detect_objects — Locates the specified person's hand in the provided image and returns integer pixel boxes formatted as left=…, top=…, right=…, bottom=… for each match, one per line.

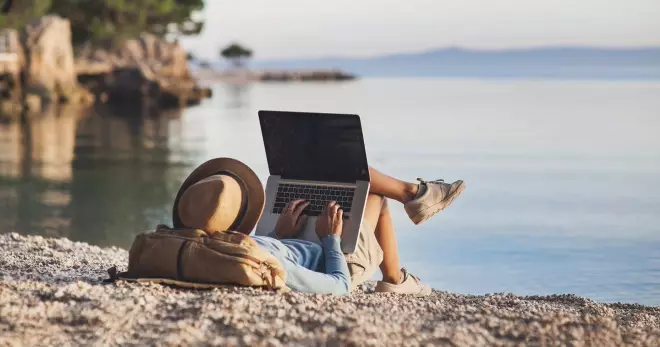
left=315, top=201, right=344, bottom=240
left=273, top=200, right=309, bottom=239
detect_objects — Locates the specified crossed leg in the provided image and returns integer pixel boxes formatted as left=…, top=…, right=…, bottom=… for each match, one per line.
left=360, top=167, right=461, bottom=287
left=360, top=168, right=424, bottom=284
left=367, top=166, right=466, bottom=226
left=368, top=167, right=419, bottom=204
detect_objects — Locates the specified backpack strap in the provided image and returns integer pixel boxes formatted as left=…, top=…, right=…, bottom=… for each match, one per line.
left=176, top=240, right=191, bottom=281
left=260, top=263, right=279, bottom=290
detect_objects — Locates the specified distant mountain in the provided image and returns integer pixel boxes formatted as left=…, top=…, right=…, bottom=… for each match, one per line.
left=247, top=47, right=660, bottom=79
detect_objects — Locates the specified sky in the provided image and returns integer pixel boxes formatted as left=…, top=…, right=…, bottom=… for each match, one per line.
left=180, top=0, right=660, bottom=60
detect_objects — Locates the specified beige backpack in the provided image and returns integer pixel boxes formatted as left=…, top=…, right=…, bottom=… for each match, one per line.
left=112, top=225, right=288, bottom=291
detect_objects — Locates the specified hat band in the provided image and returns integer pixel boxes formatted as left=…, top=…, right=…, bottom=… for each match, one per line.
left=214, top=170, right=248, bottom=231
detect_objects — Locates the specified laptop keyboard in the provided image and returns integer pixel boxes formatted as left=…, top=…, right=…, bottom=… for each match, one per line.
left=272, top=183, right=355, bottom=218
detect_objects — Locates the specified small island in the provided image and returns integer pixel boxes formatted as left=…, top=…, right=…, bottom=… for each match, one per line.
left=193, top=42, right=357, bottom=83
left=193, top=67, right=357, bottom=83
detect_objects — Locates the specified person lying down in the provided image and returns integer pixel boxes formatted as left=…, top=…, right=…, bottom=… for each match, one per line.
left=171, top=158, right=466, bottom=295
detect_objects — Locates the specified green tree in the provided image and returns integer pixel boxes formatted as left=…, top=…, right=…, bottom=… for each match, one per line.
left=1, top=0, right=205, bottom=47
left=0, top=0, right=51, bottom=30
left=220, top=43, right=252, bottom=68
left=49, top=0, right=205, bottom=47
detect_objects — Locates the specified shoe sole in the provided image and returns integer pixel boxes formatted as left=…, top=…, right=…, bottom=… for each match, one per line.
left=374, top=282, right=432, bottom=296
left=410, top=181, right=466, bottom=225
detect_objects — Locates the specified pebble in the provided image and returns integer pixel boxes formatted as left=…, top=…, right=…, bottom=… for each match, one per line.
left=1, top=233, right=658, bottom=346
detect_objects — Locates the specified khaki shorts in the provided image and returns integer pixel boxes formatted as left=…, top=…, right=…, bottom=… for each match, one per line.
left=344, top=221, right=383, bottom=290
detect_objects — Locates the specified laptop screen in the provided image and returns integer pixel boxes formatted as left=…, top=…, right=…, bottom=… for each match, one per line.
left=259, top=110, right=370, bottom=183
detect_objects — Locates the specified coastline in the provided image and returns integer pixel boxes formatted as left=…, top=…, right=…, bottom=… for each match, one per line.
left=191, top=67, right=356, bottom=83
left=1, top=233, right=658, bottom=346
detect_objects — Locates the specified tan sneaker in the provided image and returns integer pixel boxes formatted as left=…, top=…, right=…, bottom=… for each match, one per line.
left=375, top=268, right=432, bottom=296
left=404, top=178, right=466, bottom=225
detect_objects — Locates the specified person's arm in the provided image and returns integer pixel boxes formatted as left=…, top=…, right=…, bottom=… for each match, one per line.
left=284, top=235, right=350, bottom=295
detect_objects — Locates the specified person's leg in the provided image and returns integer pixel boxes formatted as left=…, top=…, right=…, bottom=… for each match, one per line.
left=346, top=194, right=431, bottom=295
left=358, top=194, right=431, bottom=294
left=372, top=198, right=404, bottom=283
left=361, top=194, right=402, bottom=284
left=368, top=167, right=418, bottom=203
left=368, top=166, right=467, bottom=225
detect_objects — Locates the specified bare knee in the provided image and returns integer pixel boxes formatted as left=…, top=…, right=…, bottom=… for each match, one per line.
left=367, top=193, right=385, bottom=209
left=368, top=194, right=389, bottom=214
left=379, top=196, right=389, bottom=215
left=363, top=194, right=385, bottom=226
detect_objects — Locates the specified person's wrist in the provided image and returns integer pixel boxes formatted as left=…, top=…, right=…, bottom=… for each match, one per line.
left=321, top=234, right=341, bottom=242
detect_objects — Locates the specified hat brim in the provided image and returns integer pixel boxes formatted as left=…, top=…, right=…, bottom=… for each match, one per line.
left=172, top=158, right=265, bottom=235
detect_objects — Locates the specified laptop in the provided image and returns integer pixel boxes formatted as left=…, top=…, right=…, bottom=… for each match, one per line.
left=255, top=110, right=370, bottom=253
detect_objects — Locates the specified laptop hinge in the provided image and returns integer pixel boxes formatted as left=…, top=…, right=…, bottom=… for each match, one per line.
left=279, top=177, right=357, bottom=185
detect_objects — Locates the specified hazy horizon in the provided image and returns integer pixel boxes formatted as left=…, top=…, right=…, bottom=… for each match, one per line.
left=181, top=0, right=660, bottom=60
left=199, top=46, right=660, bottom=79
left=248, top=45, right=660, bottom=62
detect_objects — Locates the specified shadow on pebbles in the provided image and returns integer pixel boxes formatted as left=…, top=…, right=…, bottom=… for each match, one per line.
left=1, top=233, right=659, bottom=347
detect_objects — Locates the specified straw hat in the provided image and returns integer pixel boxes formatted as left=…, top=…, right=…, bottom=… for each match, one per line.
left=172, top=158, right=265, bottom=235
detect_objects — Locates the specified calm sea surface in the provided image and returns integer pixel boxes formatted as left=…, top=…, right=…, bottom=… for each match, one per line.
left=1, top=78, right=659, bottom=305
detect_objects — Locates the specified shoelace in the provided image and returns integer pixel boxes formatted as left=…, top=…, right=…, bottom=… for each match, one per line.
left=417, top=178, right=444, bottom=185
left=401, top=267, right=422, bottom=284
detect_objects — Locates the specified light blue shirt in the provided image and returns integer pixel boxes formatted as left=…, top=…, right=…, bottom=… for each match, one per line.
left=251, top=234, right=351, bottom=295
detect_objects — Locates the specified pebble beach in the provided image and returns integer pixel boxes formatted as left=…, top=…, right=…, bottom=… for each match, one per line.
left=1, top=233, right=659, bottom=347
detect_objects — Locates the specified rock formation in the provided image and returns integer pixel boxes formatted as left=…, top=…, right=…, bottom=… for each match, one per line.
left=21, top=16, right=91, bottom=104
left=1, top=16, right=92, bottom=120
left=0, top=29, right=25, bottom=116
left=75, top=33, right=211, bottom=108
left=0, top=16, right=210, bottom=121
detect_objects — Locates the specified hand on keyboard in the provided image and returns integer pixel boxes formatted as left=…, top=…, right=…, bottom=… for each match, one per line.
left=272, top=183, right=354, bottom=219
left=273, top=200, right=310, bottom=239
left=316, top=201, right=344, bottom=239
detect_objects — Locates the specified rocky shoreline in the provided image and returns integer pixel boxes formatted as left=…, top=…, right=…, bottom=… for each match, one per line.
left=0, top=15, right=358, bottom=122
left=1, top=233, right=658, bottom=346
left=0, top=16, right=211, bottom=121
